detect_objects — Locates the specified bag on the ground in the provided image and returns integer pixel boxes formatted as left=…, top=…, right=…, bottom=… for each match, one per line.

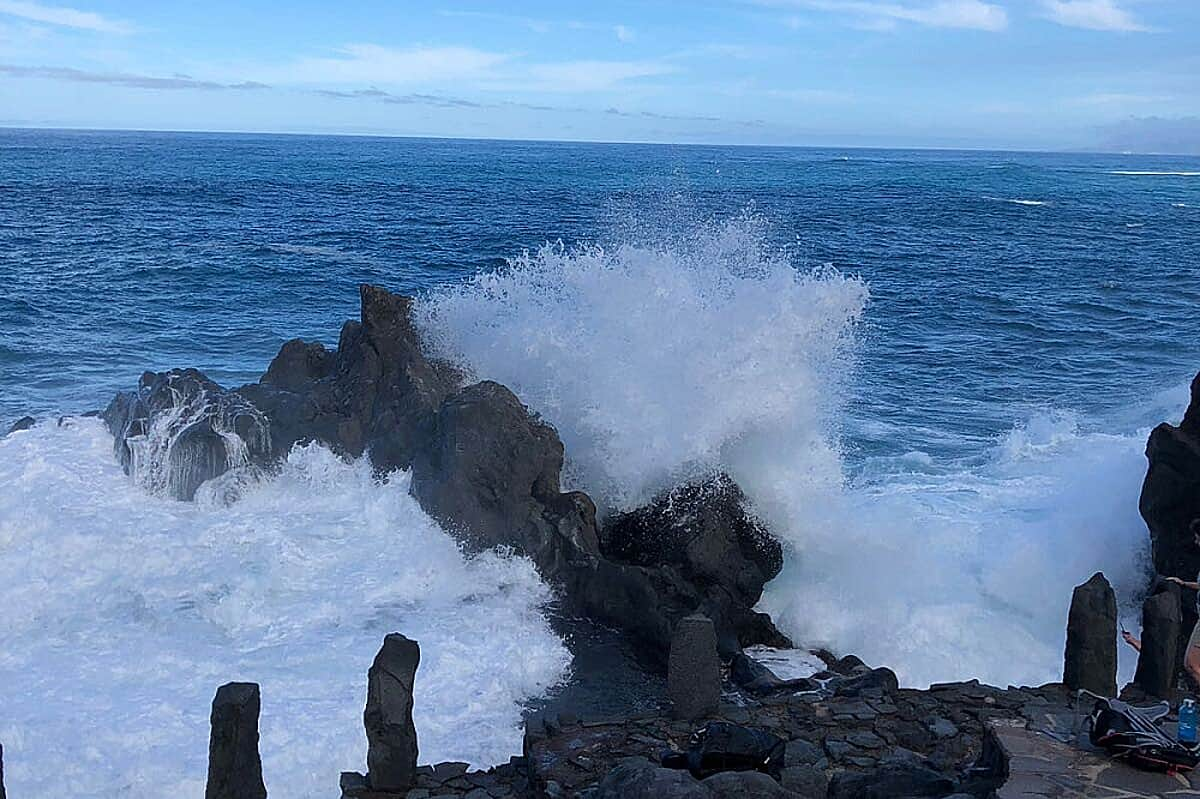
left=1088, top=697, right=1200, bottom=774
left=660, top=721, right=786, bottom=779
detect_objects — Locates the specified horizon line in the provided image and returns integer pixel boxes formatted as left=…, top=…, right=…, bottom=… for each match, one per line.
left=3, top=122, right=1192, bottom=158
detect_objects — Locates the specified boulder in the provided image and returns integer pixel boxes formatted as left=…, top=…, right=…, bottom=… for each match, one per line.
left=1134, top=581, right=1181, bottom=700
left=668, top=614, right=721, bottom=719
left=5, top=416, right=34, bottom=435
left=593, top=758, right=711, bottom=799
left=1140, top=373, right=1200, bottom=579
left=702, top=771, right=800, bottom=797
left=205, top=682, right=267, bottom=799
left=600, top=475, right=790, bottom=656
left=1063, top=572, right=1117, bottom=697
left=239, top=284, right=458, bottom=471
left=103, top=369, right=271, bottom=501
left=827, top=760, right=956, bottom=799
left=364, top=634, right=420, bottom=792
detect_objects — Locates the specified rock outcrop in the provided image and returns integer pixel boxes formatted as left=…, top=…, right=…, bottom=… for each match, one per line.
left=5, top=416, right=34, bottom=435
left=205, top=682, right=267, bottom=799
left=1133, top=580, right=1181, bottom=700
left=600, top=475, right=790, bottom=657
left=103, top=369, right=271, bottom=501
left=100, top=285, right=791, bottom=671
left=239, top=285, right=459, bottom=472
left=364, top=634, right=420, bottom=793
left=1063, top=572, right=1117, bottom=697
left=1140, top=372, right=1200, bottom=579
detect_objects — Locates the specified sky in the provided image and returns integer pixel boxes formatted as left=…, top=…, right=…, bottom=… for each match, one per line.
left=0, top=0, right=1197, bottom=151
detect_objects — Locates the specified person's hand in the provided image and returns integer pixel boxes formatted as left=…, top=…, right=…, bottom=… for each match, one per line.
left=1168, top=576, right=1185, bottom=585
left=1122, top=631, right=1136, bottom=643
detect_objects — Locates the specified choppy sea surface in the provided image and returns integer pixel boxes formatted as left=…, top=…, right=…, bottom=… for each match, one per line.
left=2, top=128, right=1199, bottom=797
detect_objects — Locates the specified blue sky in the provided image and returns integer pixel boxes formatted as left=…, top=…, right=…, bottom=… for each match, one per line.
left=0, top=0, right=1197, bottom=150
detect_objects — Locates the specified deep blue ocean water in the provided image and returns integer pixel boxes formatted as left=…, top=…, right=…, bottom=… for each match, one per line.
left=1, top=128, right=1200, bottom=797
left=2, top=128, right=1198, bottom=469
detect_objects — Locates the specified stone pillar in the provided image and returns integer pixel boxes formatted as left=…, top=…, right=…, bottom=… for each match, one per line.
left=365, top=633, right=420, bottom=792
left=1135, top=582, right=1182, bottom=699
left=1, top=741, right=6, bottom=799
left=205, top=682, right=267, bottom=799
left=668, top=613, right=721, bottom=719
left=1064, top=572, right=1117, bottom=697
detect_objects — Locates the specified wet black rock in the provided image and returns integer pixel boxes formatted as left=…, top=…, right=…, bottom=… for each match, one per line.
left=103, top=369, right=271, bottom=501
left=5, top=416, right=34, bottom=435
left=1140, top=372, right=1200, bottom=579
left=1133, top=580, right=1181, bottom=700
left=1063, top=572, right=1117, bottom=697
left=239, top=285, right=459, bottom=472
left=593, top=758, right=711, bottom=799
left=364, top=634, right=420, bottom=793
left=410, top=379, right=600, bottom=572
left=730, top=652, right=815, bottom=695
left=205, top=682, right=267, bottom=799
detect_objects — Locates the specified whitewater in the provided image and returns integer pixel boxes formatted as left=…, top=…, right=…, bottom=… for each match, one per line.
left=4, top=133, right=1199, bottom=798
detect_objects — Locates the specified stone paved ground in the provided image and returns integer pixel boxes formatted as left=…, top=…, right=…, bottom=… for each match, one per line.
left=991, top=720, right=1200, bottom=799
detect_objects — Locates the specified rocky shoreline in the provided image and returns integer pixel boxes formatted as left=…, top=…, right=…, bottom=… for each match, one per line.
left=7, top=285, right=1200, bottom=798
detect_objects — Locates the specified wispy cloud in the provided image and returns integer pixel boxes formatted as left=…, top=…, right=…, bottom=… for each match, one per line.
left=0, top=0, right=131, bottom=33
left=1071, top=91, right=1173, bottom=106
left=1039, top=0, right=1148, bottom=32
left=258, top=44, right=509, bottom=85
left=440, top=10, right=636, bottom=42
left=614, top=25, right=635, bottom=42
left=760, top=0, right=1008, bottom=31
left=313, top=87, right=484, bottom=108
left=0, top=63, right=267, bottom=89
left=525, top=59, right=678, bottom=92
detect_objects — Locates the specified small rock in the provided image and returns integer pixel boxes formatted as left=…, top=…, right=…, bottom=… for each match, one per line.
left=431, top=762, right=469, bottom=782
left=827, top=761, right=956, bottom=799
left=5, top=416, right=34, bottom=435
left=703, top=770, right=796, bottom=797
left=781, top=764, right=828, bottom=797
left=824, top=740, right=853, bottom=760
left=668, top=614, right=721, bottom=720
left=927, top=717, right=958, bottom=739
left=846, top=731, right=885, bottom=749
left=785, top=738, right=823, bottom=767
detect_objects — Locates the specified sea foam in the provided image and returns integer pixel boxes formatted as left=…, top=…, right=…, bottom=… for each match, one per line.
left=0, top=419, right=568, bottom=799
left=417, top=214, right=1156, bottom=690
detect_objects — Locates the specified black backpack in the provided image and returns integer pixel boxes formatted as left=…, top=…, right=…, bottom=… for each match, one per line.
left=1088, top=697, right=1200, bottom=774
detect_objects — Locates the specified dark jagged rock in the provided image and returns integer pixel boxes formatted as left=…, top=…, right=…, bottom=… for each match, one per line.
left=103, top=369, right=271, bottom=501
left=730, top=652, right=816, bottom=695
left=701, top=770, right=800, bottom=797
left=239, top=285, right=459, bottom=471
left=668, top=615, right=721, bottom=720
left=1140, top=372, right=1200, bottom=579
left=1, top=741, right=6, bottom=799
left=205, top=682, right=267, bottom=799
left=1133, top=580, right=1181, bottom=700
left=410, top=380, right=599, bottom=571
left=364, top=634, right=420, bottom=793
left=833, top=667, right=900, bottom=698
left=600, top=475, right=790, bottom=657
left=1063, top=572, right=1117, bottom=697
left=5, top=416, right=34, bottom=435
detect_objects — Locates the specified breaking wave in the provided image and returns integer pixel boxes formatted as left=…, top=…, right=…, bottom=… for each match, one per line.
left=0, top=419, right=568, bottom=799
left=417, top=213, right=1157, bottom=690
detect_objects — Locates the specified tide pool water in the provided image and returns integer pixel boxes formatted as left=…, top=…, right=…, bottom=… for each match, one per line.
left=2, top=128, right=1199, bottom=796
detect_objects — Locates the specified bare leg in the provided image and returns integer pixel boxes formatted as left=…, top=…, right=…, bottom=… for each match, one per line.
left=1186, top=644, right=1200, bottom=688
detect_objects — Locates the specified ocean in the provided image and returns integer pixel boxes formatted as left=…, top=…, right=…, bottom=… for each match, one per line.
left=2, top=128, right=1198, bottom=797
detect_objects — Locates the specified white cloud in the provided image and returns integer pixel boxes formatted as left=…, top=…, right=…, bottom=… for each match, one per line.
left=614, top=24, right=635, bottom=42
left=0, top=0, right=130, bottom=33
left=1040, top=0, right=1147, bottom=32
left=764, top=0, right=1008, bottom=31
left=525, top=59, right=678, bottom=92
left=257, top=44, right=510, bottom=85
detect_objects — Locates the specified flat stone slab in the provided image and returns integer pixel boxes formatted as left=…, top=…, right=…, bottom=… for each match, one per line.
left=990, top=719, right=1198, bottom=798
